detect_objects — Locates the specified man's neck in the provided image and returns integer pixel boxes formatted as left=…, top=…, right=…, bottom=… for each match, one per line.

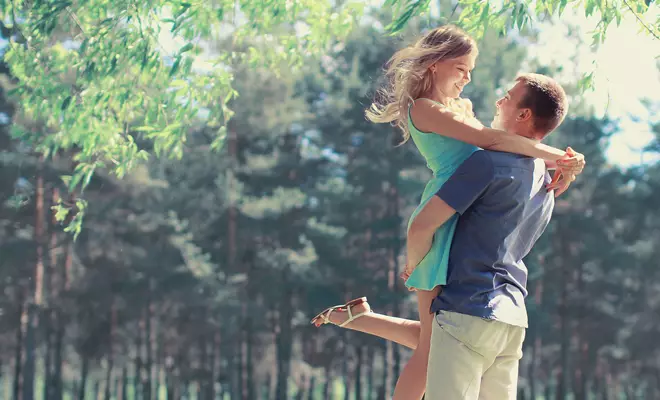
left=512, top=127, right=542, bottom=141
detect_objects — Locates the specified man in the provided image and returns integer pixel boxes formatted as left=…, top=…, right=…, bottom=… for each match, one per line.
left=406, top=73, right=582, bottom=399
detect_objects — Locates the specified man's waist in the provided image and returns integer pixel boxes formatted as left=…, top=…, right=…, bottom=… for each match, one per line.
left=432, top=289, right=528, bottom=328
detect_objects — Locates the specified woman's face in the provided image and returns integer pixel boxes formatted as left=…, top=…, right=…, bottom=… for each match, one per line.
left=430, top=52, right=477, bottom=99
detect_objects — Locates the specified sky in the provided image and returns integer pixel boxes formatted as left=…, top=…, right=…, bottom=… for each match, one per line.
left=522, top=4, right=660, bottom=167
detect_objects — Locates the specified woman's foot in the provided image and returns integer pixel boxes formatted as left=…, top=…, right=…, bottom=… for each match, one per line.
left=311, top=298, right=372, bottom=328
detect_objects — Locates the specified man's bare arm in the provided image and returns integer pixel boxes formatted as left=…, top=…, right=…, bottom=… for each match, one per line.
left=405, top=196, right=457, bottom=273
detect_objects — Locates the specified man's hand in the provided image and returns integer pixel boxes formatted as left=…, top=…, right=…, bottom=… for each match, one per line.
left=547, top=147, right=585, bottom=197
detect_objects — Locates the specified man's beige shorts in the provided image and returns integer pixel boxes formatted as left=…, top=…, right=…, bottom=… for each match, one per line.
left=425, top=311, right=526, bottom=400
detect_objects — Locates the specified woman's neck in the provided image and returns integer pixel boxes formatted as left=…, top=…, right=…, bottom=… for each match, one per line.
left=423, top=87, right=450, bottom=106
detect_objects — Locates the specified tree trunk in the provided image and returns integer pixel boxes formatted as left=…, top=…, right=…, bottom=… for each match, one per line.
left=213, top=331, right=221, bottom=400
left=529, top=278, right=544, bottom=399
left=380, top=341, right=390, bottom=400
left=43, top=306, right=52, bottom=400
left=240, top=299, right=254, bottom=400
left=556, top=231, right=570, bottom=400
left=227, top=127, right=239, bottom=400
left=13, top=300, right=25, bottom=400
left=307, top=375, right=316, bottom=400
left=135, top=320, right=143, bottom=400
left=246, top=318, right=255, bottom=400
left=118, top=366, right=127, bottom=400
left=143, top=300, right=153, bottom=400
left=92, top=380, right=100, bottom=400
left=574, top=262, right=588, bottom=400
left=367, top=346, right=376, bottom=400
left=203, top=332, right=215, bottom=400
left=78, top=356, right=89, bottom=400
left=276, top=287, right=294, bottom=400
left=294, top=374, right=306, bottom=400
left=104, top=304, right=116, bottom=400
left=355, top=345, right=364, bottom=400
left=322, top=365, right=333, bottom=400
left=52, top=235, right=72, bottom=400
left=342, top=346, right=351, bottom=400
left=23, top=157, right=46, bottom=400
left=22, top=303, right=38, bottom=400
left=44, top=186, right=60, bottom=400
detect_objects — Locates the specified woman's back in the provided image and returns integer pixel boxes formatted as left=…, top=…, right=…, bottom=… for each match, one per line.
left=408, top=100, right=478, bottom=178
left=404, top=100, right=478, bottom=291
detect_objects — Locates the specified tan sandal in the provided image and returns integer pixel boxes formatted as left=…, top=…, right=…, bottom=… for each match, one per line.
left=310, top=297, right=371, bottom=328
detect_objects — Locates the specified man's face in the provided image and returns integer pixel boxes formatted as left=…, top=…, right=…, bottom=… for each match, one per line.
left=491, top=81, right=528, bottom=132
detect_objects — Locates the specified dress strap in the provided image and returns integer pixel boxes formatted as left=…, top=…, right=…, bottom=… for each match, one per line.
left=414, top=98, right=448, bottom=108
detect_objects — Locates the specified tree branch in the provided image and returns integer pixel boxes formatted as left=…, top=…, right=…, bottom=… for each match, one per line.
left=66, top=6, right=87, bottom=38
left=622, top=0, right=659, bottom=40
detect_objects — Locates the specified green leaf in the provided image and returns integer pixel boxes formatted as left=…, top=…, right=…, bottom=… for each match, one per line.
left=480, top=2, right=490, bottom=23
left=179, top=43, right=194, bottom=54
left=170, top=57, right=181, bottom=77
left=516, top=5, right=526, bottom=30
left=61, top=175, right=72, bottom=187
left=69, top=172, right=83, bottom=192
left=82, top=166, right=95, bottom=188
left=61, top=96, right=72, bottom=111
left=577, top=71, right=595, bottom=92
left=52, top=204, right=70, bottom=223
left=585, top=0, right=596, bottom=16
left=211, top=126, right=227, bottom=151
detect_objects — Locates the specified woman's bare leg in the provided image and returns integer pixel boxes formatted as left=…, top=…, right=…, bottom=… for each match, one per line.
left=321, top=302, right=421, bottom=350
left=392, top=287, right=439, bottom=400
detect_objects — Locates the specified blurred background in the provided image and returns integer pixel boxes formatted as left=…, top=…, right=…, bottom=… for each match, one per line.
left=0, top=0, right=659, bottom=399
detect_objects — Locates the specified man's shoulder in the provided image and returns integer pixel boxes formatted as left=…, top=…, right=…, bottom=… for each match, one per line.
left=478, top=150, right=541, bottom=173
left=478, top=149, right=533, bottom=164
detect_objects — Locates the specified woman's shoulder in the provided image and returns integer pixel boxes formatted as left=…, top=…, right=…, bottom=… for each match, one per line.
left=409, top=98, right=481, bottom=135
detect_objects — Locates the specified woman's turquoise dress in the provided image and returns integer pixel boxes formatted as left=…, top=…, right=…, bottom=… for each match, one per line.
left=405, top=100, right=478, bottom=291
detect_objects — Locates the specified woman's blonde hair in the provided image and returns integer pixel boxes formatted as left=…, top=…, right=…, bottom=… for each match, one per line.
left=366, top=25, right=478, bottom=143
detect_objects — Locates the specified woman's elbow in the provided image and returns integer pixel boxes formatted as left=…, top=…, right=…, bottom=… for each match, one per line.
left=407, top=220, right=434, bottom=241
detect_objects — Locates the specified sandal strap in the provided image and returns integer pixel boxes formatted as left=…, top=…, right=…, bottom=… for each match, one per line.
left=338, top=309, right=370, bottom=328
left=311, top=297, right=368, bottom=327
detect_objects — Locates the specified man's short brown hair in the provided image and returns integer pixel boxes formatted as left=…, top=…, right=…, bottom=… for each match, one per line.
left=515, top=73, right=568, bottom=136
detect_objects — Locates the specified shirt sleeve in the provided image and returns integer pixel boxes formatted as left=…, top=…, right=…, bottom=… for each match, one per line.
left=436, top=150, right=494, bottom=215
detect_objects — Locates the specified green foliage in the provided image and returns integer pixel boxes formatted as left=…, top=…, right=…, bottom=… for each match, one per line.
left=388, top=0, right=658, bottom=43
left=0, top=0, right=364, bottom=235
left=0, top=0, right=657, bottom=236
left=1, top=11, right=659, bottom=399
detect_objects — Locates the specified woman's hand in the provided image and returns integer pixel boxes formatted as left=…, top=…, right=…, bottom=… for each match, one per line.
left=547, top=147, right=585, bottom=197
left=399, top=265, right=418, bottom=292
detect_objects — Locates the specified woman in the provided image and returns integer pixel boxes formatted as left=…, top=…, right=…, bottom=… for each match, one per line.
left=311, top=25, right=584, bottom=399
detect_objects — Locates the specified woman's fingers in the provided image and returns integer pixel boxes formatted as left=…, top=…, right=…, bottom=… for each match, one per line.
left=559, top=165, right=583, bottom=175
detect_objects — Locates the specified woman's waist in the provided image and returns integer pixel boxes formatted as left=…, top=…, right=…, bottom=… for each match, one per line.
left=424, top=150, right=476, bottom=175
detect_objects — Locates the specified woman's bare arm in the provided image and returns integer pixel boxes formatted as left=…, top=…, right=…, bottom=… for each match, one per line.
left=410, top=99, right=566, bottom=161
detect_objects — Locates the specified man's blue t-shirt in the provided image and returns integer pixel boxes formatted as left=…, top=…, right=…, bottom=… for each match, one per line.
left=430, top=150, right=555, bottom=328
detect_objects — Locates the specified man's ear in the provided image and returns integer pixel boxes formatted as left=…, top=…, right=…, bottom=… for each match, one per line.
left=517, top=108, right=532, bottom=122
